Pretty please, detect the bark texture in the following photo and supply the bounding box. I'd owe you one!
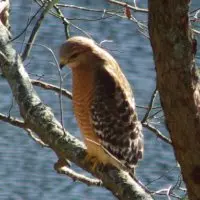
[148,1,200,199]
[0,22,152,200]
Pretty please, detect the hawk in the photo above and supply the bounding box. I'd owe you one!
[59,36,143,172]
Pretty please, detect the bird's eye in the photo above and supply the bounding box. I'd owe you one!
[70,53,79,59]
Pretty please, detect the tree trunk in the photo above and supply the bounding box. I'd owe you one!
[148,1,200,199]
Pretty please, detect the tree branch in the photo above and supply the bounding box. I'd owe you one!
[142,88,158,123]
[142,122,172,145]
[107,0,148,13]
[31,79,72,100]
[54,159,102,186]
[0,113,25,128]
[0,23,152,200]
[21,0,58,60]
[0,112,49,146]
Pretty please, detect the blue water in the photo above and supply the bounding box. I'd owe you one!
[0,0,199,199]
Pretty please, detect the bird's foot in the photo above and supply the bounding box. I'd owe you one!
[84,154,104,171]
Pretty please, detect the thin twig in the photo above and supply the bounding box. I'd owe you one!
[16,41,67,134]
[55,4,115,22]
[53,5,92,39]
[107,0,148,13]
[166,185,172,200]
[70,22,93,39]
[148,109,163,120]
[22,0,57,60]
[145,166,176,186]
[56,3,125,18]
[7,96,14,118]
[21,3,46,60]
[0,113,48,146]
[10,5,44,42]
[143,122,172,145]
[53,5,70,39]
[142,88,158,123]
[55,159,102,186]
[171,173,182,191]
[193,29,200,35]
[136,105,161,110]
[25,129,49,147]
[54,2,147,39]
[190,8,200,15]
[56,3,127,20]
[61,16,114,22]
[31,79,72,100]
[0,113,25,128]
[57,4,116,13]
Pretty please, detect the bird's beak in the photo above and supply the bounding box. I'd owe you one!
[59,63,65,69]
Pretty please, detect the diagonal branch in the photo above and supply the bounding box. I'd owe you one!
[54,159,102,186]
[142,88,158,123]
[0,113,25,128]
[31,79,72,100]
[0,112,49,146]
[143,122,172,145]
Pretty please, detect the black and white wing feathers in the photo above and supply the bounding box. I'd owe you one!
[90,66,143,169]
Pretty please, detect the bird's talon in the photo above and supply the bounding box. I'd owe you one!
[84,154,101,171]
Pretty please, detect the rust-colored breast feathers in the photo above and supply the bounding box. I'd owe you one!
[72,66,96,140]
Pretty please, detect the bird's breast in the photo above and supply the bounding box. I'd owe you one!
[72,68,97,140]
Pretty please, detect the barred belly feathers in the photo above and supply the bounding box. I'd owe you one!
[59,36,143,171]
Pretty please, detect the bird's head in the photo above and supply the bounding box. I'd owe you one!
[59,36,96,69]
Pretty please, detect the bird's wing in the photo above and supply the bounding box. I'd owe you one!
[90,65,143,169]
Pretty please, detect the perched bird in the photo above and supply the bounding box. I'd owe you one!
[59,36,143,172]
